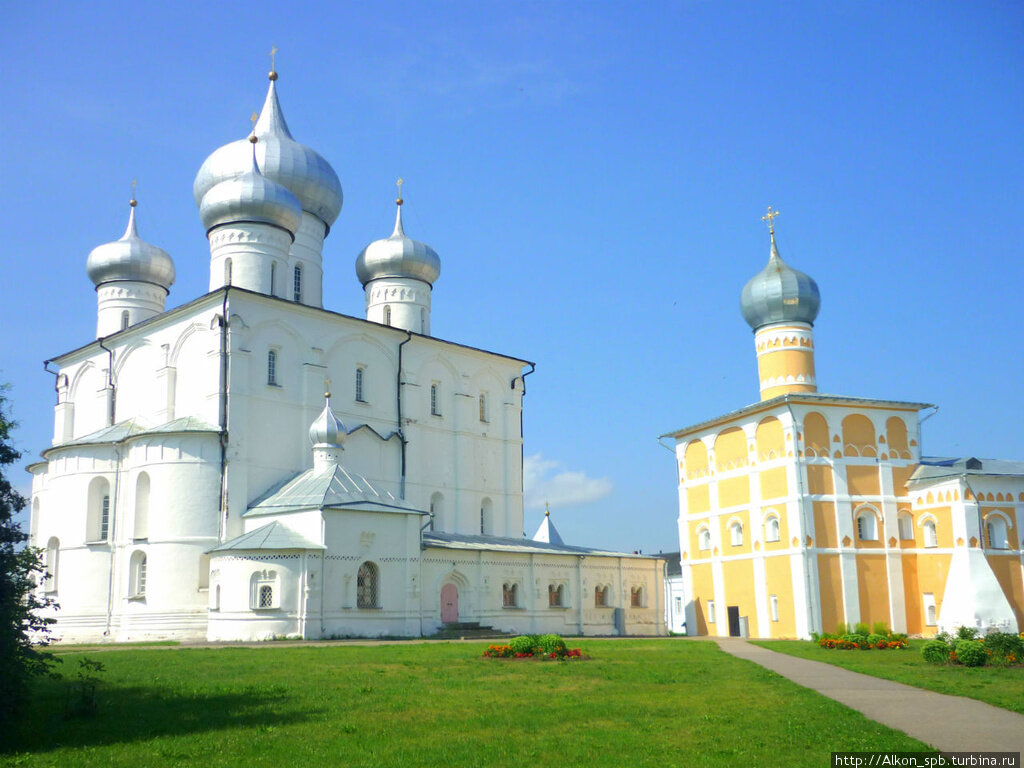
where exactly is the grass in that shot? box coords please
[751,639,1024,715]
[2,639,930,767]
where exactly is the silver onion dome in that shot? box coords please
[86,200,175,290]
[740,233,820,330]
[193,74,342,229]
[199,146,303,236]
[355,200,441,287]
[309,395,345,446]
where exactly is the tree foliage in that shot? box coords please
[0,385,57,732]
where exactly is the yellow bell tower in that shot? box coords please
[740,208,820,401]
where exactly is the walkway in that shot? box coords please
[715,638,1024,752]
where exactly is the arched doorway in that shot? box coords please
[441,583,459,624]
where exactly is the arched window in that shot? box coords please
[548,583,565,607]
[224,257,232,285]
[270,262,277,295]
[923,519,938,548]
[924,592,937,625]
[383,305,392,326]
[765,516,780,543]
[480,498,493,535]
[594,585,608,607]
[120,311,130,330]
[479,393,488,423]
[355,366,366,403]
[420,307,426,331]
[502,582,518,607]
[44,537,59,593]
[357,562,379,608]
[212,584,221,611]
[429,492,444,531]
[293,264,302,302]
[630,586,644,608]
[430,383,441,416]
[729,521,743,547]
[769,594,779,622]
[129,550,147,598]
[267,350,278,386]
[698,527,711,551]
[856,509,878,541]
[250,570,278,610]
[87,477,111,542]
[986,516,1008,549]
[898,514,914,540]
[134,472,150,540]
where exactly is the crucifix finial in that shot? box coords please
[325,378,331,399]
[545,500,550,517]
[762,206,780,236]
[396,177,404,205]
[130,179,137,207]
[269,46,279,81]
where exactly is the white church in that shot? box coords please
[26,69,666,643]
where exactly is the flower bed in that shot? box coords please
[921,628,1024,668]
[482,635,585,660]
[814,624,909,651]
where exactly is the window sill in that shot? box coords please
[357,605,382,611]
[85,540,109,546]
[251,606,281,612]
[502,606,524,610]
[548,606,570,610]
[127,595,146,603]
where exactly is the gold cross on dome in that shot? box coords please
[130,179,137,205]
[269,46,278,71]
[762,206,780,235]
[251,111,259,127]
[325,378,332,399]
[396,177,404,204]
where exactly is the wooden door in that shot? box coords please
[441,583,459,623]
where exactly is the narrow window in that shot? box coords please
[357,562,379,608]
[548,584,563,607]
[765,517,780,543]
[898,514,913,540]
[259,584,274,608]
[267,350,277,385]
[730,521,743,547]
[770,594,779,622]
[383,305,392,326]
[134,473,150,540]
[595,585,608,607]
[270,262,277,295]
[44,538,59,593]
[293,264,302,302]
[250,570,278,609]
[224,257,232,285]
[630,586,643,607]
[120,311,130,330]
[857,511,878,541]
[707,600,716,624]
[100,495,110,540]
[479,393,488,423]
[430,383,440,416]
[923,592,937,625]
[923,520,938,548]
[130,552,147,597]
[355,367,366,403]
[986,517,1008,549]
[698,528,711,551]
[674,596,682,613]
[503,583,518,607]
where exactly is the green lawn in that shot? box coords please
[3,639,930,767]
[752,639,1024,714]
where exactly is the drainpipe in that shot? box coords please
[577,555,585,636]
[216,289,230,541]
[97,336,116,426]
[104,443,123,637]
[784,401,817,636]
[43,360,60,404]
[513,363,536,502]
[397,330,413,498]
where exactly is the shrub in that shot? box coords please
[934,631,953,646]
[842,633,868,648]
[835,622,849,636]
[921,640,952,664]
[537,634,567,656]
[854,622,871,636]
[866,633,888,649]
[955,639,987,667]
[983,632,1024,660]
[872,622,890,637]
[955,626,980,642]
[509,635,541,656]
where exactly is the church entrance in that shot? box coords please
[441,583,459,623]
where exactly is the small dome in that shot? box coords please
[86,200,175,291]
[193,75,342,229]
[309,395,345,446]
[355,201,441,287]
[199,150,303,236]
[740,234,820,330]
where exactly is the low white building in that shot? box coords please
[28,69,665,642]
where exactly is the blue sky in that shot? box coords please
[2,1,1022,553]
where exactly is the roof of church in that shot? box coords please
[422,531,658,559]
[912,457,1024,481]
[246,463,425,517]
[531,510,564,546]
[209,521,324,553]
[43,416,219,454]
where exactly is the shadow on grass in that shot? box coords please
[4,678,319,754]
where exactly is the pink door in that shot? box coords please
[441,583,459,623]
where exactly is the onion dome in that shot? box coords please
[355,196,441,287]
[309,391,345,446]
[740,228,820,331]
[193,72,342,230]
[199,137,302,236]
[86,198,175,290]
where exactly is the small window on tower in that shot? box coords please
[479,393,488,423]
[270,262,277,295]
[120,311,130,330]
[100,495,110,540]
[267,350,278,386]
[225,258,232,285]
[430,383,441,416]
[355,367,366,403]
[383,305,392,326]
[293,264,302,303]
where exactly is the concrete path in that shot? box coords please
[715,638,1024,752]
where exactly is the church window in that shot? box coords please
[630,586,644,608]
[134,472,150,540]
[267,350,278,386]
[479,498,493,535]
[765,516,780,543]
[293,264,302,303]
[707,600,716,624]
[769,594,779,622]
[357,561,379,608]
[429,492,444,531]
[986,516,1008,549]
[430,383,441,416]
[502,582,518,607]
[250,570,279,610]
[923,520,938,548]
[224,258,232,285]
[129,551,147,598]
[594,585,608,607]
[100,495,110,540]
[479,393,488,423]
[212,584,221,611]
[698,527,711,551]
[729,521,743,547]
[856,509,878,541]
[355,367,366,403]
[923,592,937,625]
[548,583,566,607]
[270,262,277,295]
[383,305,392,326]
[258,584,273,608]
[120,311,130,330]
[87,477,111,543]
[898,514,914,540]
[44,537,59,594]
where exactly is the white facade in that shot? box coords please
[28,71,665,642]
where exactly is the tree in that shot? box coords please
[0,385,56,731]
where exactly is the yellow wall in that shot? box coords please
[847,466,880,496]
[755,417,785,461]
[817,554,845,634]
[856,555,891,629]
[987,556,1024,627]
[902,554,923,635]
[807,464,834,495]
[759,466,788,500]
[718,475,750,509]
[757,347,816,401]
[687,484,710,514]
[722,558,759,637]
[909,552,952,637]
[690,563,714,635]
[714,428,748,471]
[804,412,829,457]
[892,466,915,495]
[813,501,838,548]
[765,554,796,637]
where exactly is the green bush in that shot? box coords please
[509,635,540,656]
[872,622,890,637]
[854,622,871,636]
[955,639,987,667]
[955,626,980,641]
[921,640,952,664]
[983,632,1023,659]
[889,632,909,643]
[835,622,849,636]
[537,634,567,656]
[866,633,887,648]
[842,633,868,648]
